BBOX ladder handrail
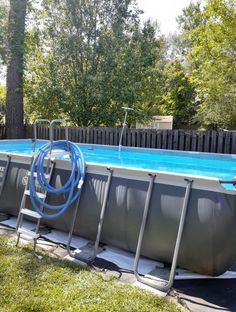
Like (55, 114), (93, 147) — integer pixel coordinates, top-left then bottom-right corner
(134, 176), (193, 293)
(33, 119), (69, 149)
(49, 119), (69, 144)
(33, 119), (50, 152)
(34, 119), (50, 140)
(34, 118), (51, 123)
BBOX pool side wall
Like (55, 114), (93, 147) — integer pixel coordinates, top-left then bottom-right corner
(0, 155), (235, 276)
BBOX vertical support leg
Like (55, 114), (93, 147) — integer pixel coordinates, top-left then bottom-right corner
(66, 194), (82, 257)
(16, 214), (23, 246)
(166, 179), (193, 290)
(33, 123), (37, 152)
(67, 166), (86, 257)
(94, 168), (113, 258)
(16, 233), (20, 247)
(32, 239), (37, 255)
(16, 204), (24, 231)
(67, 168), (112, 262)
(134, 174), (156, 278)
(65, 123), (69, 142)
(134, 178), (193, 293)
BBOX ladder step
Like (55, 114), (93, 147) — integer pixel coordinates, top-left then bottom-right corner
(20, 208), (42, 219)
(24, 190), (46, 199)
(27, 172), (50, 179)
(17, 228), (40, 239)
(50, 150), (70, 156)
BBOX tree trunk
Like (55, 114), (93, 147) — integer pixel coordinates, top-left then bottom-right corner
(5, 0), (27, 139)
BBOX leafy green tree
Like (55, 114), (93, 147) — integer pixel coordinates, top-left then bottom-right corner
(0, 84), (6, 109)
(0, 0), (9, 65)
(24, 0), (166, 127)
(0, 84), (6, 123)
(177, 0), (236, 129)
(160, 60), (196, 128)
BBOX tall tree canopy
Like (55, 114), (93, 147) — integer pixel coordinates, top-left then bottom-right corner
(160, 59), (196, 128)
(24, 0), (166, 126)
(177, 0), (236, 129)
(0, 0), (9, 65)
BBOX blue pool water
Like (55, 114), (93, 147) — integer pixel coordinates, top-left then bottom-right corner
(0, 139), (236, 182)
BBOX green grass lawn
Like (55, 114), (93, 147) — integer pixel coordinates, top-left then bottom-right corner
(0, 236), (183, 312)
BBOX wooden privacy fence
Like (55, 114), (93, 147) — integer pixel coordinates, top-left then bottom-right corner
(23, 124), (236, 154)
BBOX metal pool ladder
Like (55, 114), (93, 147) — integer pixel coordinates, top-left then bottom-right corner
(16, 119), (52, 256)
(15, 160), (55, 256)
(16, 119), (69, 256)
(134, 175), (193, 293)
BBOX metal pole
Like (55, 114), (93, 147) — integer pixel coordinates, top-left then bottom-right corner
(67, 167), (86, 257)
(49, 119), (67, 146)
(118, 107), (133, 152)
(166, 179), (193, 290)
(134, 174), (155, 279)
(118, 111), (128, 149)
(33, 119), (50, 153)
(134, 178), (193, 293)
(66, 195), (82, 257)
(33, 123), (37, 149)
(94, 168), (113, 258)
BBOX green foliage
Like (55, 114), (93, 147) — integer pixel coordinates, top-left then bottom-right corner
(24, 0), (166, 126)
(0, 236), (182, 312)
(0, 84), (5, 108)
(3, 0), (235, 130)
(160, 60), (196, 128)
(0, 84), (6, 123)
(0, 0), (9, 65)
(178, 0), (236, 129)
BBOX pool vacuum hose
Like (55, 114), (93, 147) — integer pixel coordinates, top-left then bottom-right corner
(29, 140), (85, 219)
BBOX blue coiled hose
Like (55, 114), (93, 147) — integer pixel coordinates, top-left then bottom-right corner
(29, 140), (85, 219)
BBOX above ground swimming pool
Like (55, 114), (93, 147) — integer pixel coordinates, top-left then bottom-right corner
(0, 139), (236, 276)
(0, 139), (236, 183)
